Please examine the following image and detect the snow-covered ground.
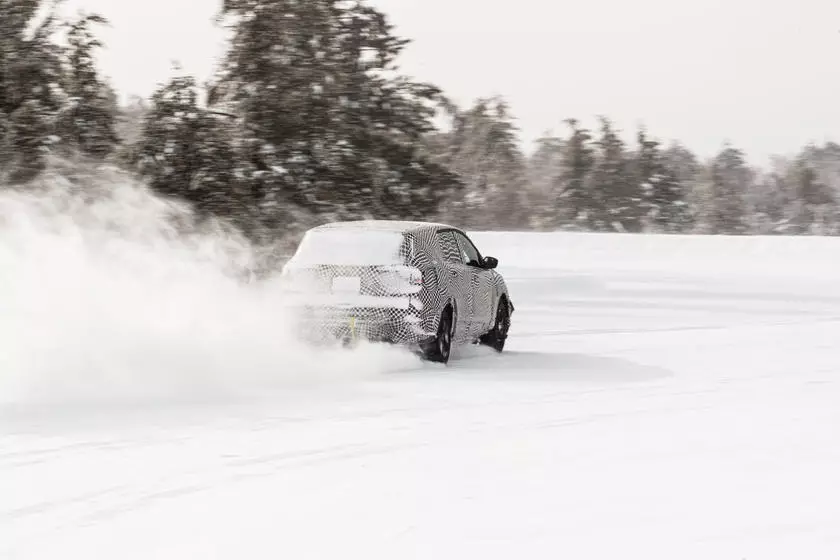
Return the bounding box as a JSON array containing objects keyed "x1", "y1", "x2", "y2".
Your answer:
[{"x1": 3, "y1": 188, "x2": 840, "y2": 559}]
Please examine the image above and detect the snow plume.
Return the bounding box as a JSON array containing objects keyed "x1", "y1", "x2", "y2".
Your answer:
[{"x1": 0, "y1": 162, "x2": 419, "y2": 406}]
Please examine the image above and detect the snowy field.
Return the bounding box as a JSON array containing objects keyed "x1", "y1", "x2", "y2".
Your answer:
[{"x1": 3, "y1": 188, "x2": 840, "y2": 559}]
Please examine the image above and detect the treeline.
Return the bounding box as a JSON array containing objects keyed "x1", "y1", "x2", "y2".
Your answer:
[{"x1": 3, "y1": 0, "x2": 840, "y2": 247}]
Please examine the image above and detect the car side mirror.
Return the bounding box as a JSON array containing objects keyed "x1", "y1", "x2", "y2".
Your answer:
[{"x1": 482, "y1": 256, "x2": 498, "y2": 269}]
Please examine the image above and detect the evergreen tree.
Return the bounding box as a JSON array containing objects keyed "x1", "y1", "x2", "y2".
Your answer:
[
  {"x1": 800, "y1": 142, "x2": 840, "y2": 234},
  {"x1": 430, "y1": 96, "x2": 526, "y2": 229},
  {"x1": 0, "y1": 109, "x2": 9, "y2": 170},
  {"x1": 114, "y1": 94, "x2": 150, "y2": 166},
  {"x1": 0, "y1": 0, "x2": 66, "y2": 183},
  {"x1": 709, "y1": 144, "x2": 751, "y2": 234},
  {"x1": 791, "y1": 154, "x2": 833, "y2": 233},
  {"x1": 749, "y1": 160, "x2": 793, "y2": 234},
  {"x1": 5, "y1": 99, "x2": 53, "y2": 182},
  {"x1": 634, "y1": 127, "x2": 691, "y2": 233},
  {"x1": 588, "y1": 116, "x2": 637, "y2": 231},
  {"x1": 557, "y1": 118, "x2": 594, "y2": 229},
  {"x1": 135, "y1": 74, "x2": 255, "y2": 232},
  {"x1": 210, "y1": 0, "x2": 461, "y2": 227},
  {"x1": 662, "y1": 142, "x2": 701, "y2": 232},
  {"x1": 55, "y1": 13, "x2": 118, "y2": 159},
  {"x1": 525, "y1": 133, "x2": 565, "y2": 229}
]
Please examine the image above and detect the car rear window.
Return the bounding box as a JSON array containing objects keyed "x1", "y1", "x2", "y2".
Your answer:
[{"x1": 289, "y1": 229, "x2": 410, "y2": 266}]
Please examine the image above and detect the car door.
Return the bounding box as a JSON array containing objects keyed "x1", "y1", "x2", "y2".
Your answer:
[
  {"x1": 434, "y1": 230, "x2": 471, "y2": 344},
  {"x1": 452, "y1": 230, "x2": 495, "y2": 338}
]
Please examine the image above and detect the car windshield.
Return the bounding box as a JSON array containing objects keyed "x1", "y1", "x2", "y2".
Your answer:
[{"x1": 289, "y1": 228, "x2": 410, "y2": 266}]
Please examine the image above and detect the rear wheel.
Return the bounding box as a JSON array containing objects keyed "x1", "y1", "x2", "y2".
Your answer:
[
  {"x1": 479, "y1": 298, "x2": 510, "y2": 352},
  {"x1": 422, "y1": 306, "x2": 454, "y2": 364}
]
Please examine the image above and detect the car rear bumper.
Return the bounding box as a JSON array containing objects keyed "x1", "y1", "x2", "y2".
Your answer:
[{"x1": 285, "y1": 298, "x2": 435, "y2": 346}]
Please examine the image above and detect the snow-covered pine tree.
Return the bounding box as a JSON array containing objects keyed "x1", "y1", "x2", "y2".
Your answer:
[
  {"x1": 524, "y1": 133, "x2": 565, "y2": 230},
  {"x1": 587, "y1": 116, "x2": 638, "y2": 232},
  {"x1": 113, "y1": 95, "x2": 150, "y2": 167},
  {"x1": 748, "y1": 159, "x2": 793, "y2": 234},
  {"x1": 634, "y1": 127, "x2": 691, "y2": 233},
  {"x1": 55, "y1": 13, "x2": 119, "y2": 159},
  {"x1": 428, "y1": 96, "x2": 526, "y2": 229},
  {"x1": 135, "y1": 74, "x2": 255, "y2": 232},
  {"x1": 709, "y1": 144, "x2": 752, "y2": 234},
  {"x1": 210, "y1": 0, "x2": 461, "y2": 227},
  {"x1": 0, "y1": 0, "x2": 66, "y2": 183},
  {"x1": 791, "y1": 152, "x2": 833, "y2": 234},
  {"x1": 556, "y1": 118, "x2": 595, "y2": 229},
  {"x1": 805, "y1": 142, "x2": 840, "y2": 201},
  {"x1": 661, "y1": 141, "x2": 701, "y2": 232}
]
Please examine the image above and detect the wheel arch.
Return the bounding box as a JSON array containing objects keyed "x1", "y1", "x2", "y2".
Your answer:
[
  {"x1": 490, "y1": 272, "x2": 513, "y2": 316},
  {"x1": 432, "y1": 295, "x2": 458, "y2": 341}
]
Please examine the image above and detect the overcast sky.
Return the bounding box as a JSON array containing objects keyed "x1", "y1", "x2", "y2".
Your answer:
[{"x1": 69, "y1": 0, "x2": 840, "y2": 164}]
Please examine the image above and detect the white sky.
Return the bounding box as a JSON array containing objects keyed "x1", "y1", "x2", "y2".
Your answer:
[{"x1": 69, "y1": 0, "x2": 840, "y2": 164}]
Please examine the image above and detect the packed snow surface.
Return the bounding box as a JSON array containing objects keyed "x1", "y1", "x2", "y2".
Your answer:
[{"x1": 3, "y1": 185, "x2": 840, "y2": 559}]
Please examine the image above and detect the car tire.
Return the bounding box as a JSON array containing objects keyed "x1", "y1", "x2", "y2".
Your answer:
[
  {"x1": 422, "y1": 306, "x2": 454, "y2": 364},
  {"x1": 479, "y1": 298, "x2": 510, "y2": 353}
]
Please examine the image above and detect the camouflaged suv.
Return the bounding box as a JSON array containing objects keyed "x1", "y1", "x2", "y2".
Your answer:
[{"x1": 279, "y1": 220, "x2": 514, "y2": 364}]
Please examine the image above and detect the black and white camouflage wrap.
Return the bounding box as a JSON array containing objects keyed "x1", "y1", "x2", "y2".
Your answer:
[{"x1": 278, "y1": 220, "x2": 514, "y2": 350}]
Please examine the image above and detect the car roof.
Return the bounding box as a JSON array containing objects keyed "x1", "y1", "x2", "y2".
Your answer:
[{"x1": 309, "y1": 219, "x2": 459, "y2": 235}]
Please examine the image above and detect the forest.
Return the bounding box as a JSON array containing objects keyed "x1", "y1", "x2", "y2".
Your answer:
[{"x1": 3, "y1": 0, "x2": 840, "y2": 252}]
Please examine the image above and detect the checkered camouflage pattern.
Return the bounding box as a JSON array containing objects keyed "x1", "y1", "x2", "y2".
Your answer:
[{"x1": 280, "y1": 220, "x2": 514, "y2": 352}]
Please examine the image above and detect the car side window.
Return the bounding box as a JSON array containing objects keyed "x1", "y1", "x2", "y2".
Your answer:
[
  {"x1": 436, "y1": 231, "x2": 463, "y2": 264},
  {"x1": 453, "y1": 232, "x2": 482, "y2": 267}
]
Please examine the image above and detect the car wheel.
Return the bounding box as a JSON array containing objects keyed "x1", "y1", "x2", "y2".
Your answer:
[
  {"x1": 422, "y1": 306, "x2": 454, "y2": 364},
  {"x1": 479, "y1": 298, "x2": 510, "y2": 353}
]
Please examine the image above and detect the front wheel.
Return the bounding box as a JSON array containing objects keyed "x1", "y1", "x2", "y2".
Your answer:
[{"x1": 479, "y1": 298, "x2": 510, "y2": 352}]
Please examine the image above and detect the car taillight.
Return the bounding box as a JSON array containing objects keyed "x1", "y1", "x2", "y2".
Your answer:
[
  {"x1": 279, "y1": 266, "x2": 321, "y2": 292},
  {"x1": 376, "y1": 265, "x2": 422, "y2": 295}
]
